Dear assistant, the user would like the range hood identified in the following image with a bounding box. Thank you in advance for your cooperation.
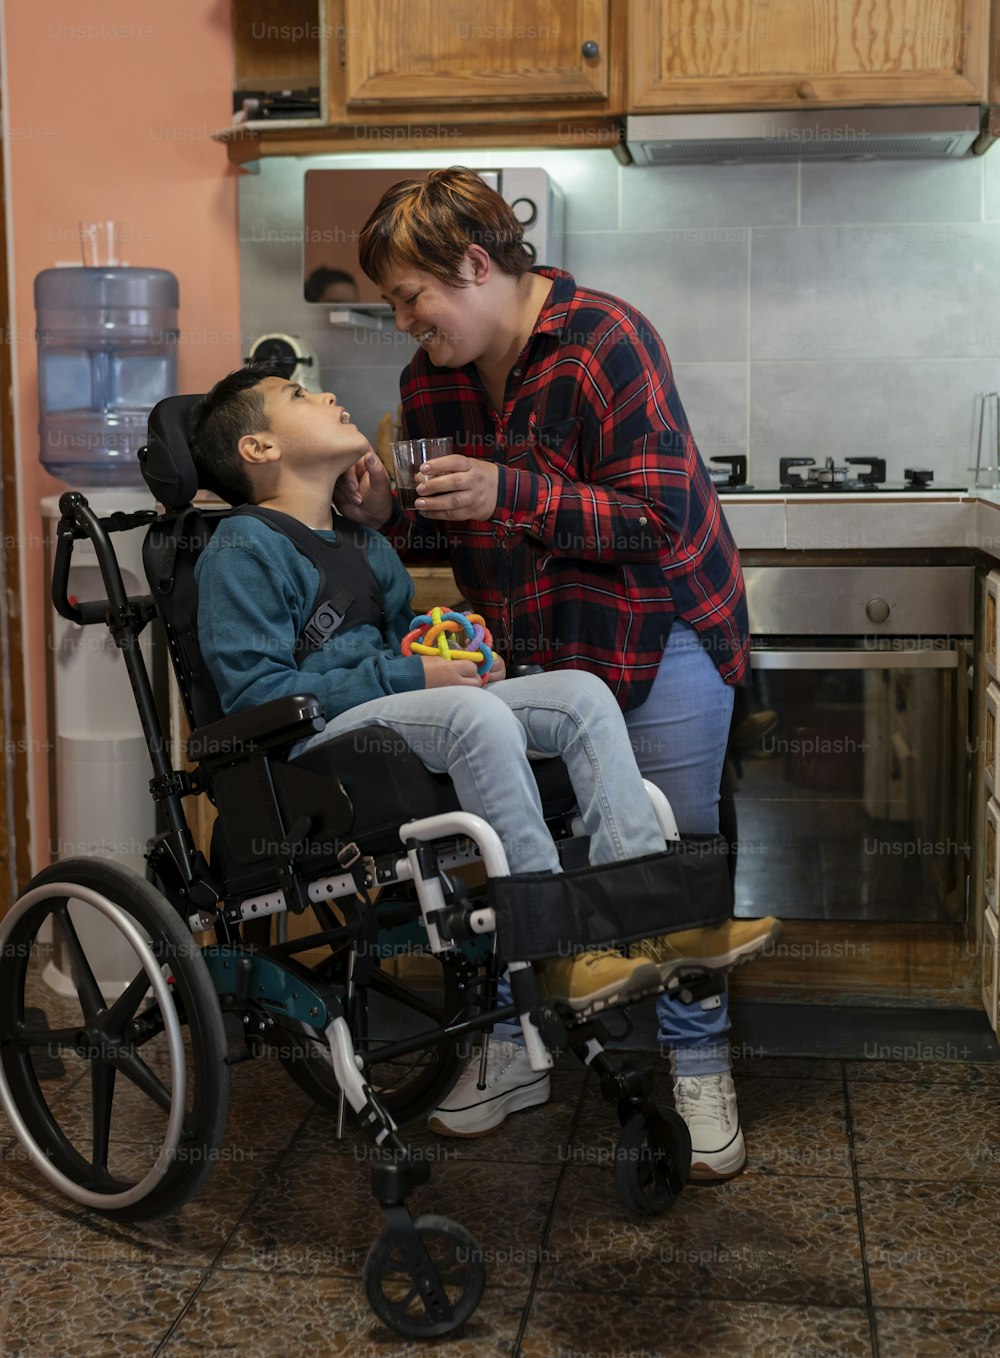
[625,106,983,164]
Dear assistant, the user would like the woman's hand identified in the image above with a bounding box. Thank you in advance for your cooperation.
[333,450,395,528]
[415,454,500,522]
[485,655,506,683]
[420,656,483,688]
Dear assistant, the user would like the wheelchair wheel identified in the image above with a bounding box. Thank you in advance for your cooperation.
[275,948,466,1125]
[0,858,229,1221]
[362,1213,485,1338]
[614,1109,691,1216]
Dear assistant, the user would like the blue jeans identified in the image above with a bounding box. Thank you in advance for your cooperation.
[626,620,735,1077]
[300,668,667,874]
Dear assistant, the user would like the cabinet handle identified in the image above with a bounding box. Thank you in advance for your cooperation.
[581,40,600,59]
[796,81,817,100]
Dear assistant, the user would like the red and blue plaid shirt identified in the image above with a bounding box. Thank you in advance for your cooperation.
[386,267,749,710]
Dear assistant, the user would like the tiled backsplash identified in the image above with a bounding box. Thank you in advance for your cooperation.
[239,147,1000,488]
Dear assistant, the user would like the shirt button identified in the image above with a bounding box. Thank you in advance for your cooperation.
[512,367,522,376]
[639,515,648,525]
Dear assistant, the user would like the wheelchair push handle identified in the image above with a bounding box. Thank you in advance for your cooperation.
[52,504,102,626]
[51,490,157,626]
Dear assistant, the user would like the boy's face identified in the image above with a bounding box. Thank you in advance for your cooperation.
[254,377,369,470]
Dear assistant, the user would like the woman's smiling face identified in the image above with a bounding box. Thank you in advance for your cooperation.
[378,253,495,369]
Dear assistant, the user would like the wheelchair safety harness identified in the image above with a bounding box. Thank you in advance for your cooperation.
[230,505,385,661]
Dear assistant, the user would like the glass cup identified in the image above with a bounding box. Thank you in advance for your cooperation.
[79,220,123,267]
[391,437,453,510]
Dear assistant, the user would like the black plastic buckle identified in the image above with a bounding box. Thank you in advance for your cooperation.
[337,842,361,869]
[663,966,726,1006]
[106,600,156,646]
[337,841,375,892]
[148,769,196,802]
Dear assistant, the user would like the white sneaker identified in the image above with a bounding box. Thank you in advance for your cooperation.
[427,1040,551,1138]
[672,1071,747,1181]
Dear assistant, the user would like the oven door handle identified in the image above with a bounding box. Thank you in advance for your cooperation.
[751,649,960,670]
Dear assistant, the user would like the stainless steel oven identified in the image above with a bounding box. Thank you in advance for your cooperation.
[733,564,973,922]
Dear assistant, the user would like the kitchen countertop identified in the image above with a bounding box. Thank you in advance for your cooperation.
[719,489,985,552]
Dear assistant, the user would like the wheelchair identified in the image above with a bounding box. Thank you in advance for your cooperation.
[0,395,735,1339]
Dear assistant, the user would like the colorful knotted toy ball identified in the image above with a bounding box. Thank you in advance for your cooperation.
[401,606,496,684]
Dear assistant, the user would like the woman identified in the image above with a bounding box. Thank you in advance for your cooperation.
[337,167,780,1180]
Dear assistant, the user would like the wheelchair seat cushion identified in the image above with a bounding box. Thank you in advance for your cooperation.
[291,726,577,857]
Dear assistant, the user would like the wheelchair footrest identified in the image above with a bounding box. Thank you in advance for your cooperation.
[487,838,732,961]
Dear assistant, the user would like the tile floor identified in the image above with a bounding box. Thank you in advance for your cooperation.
[2,1031,1000,1357]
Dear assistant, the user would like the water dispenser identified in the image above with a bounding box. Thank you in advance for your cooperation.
[35,267,178,487]
[36,264,177,989]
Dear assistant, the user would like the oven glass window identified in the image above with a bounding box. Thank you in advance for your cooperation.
[732,662,966,922]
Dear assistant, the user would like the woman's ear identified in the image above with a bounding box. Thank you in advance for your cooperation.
[464,244,492,285]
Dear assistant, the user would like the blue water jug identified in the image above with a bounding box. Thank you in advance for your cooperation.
[35,267,178,487]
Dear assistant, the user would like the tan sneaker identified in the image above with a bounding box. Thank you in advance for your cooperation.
[539,950,662,1015]
[639,917,782,979]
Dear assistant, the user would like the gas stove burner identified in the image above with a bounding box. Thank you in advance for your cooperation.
[780,456,887,489]
[712,456,967,495]
[902,467,935,489]
[708,454,750,490]
[717,459,967,497]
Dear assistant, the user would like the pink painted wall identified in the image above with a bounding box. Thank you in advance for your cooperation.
[4,1,242,870]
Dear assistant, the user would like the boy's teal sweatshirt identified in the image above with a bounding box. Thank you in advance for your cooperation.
[194,513,426,719]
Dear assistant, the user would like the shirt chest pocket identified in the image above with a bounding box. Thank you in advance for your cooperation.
[532,416,584,479]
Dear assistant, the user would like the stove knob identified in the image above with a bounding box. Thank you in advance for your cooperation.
[866,597,890,624]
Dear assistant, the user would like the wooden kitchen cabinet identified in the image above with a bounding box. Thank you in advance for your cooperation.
[233,0,322,92]
[332,0,614,113]
[221,0,625,160]
[222,0,1000,161]
[628,0,992,111]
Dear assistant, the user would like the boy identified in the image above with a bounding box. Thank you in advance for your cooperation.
[191,366,772,1145]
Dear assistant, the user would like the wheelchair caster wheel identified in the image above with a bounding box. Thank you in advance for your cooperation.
[0,859,229,1221]
[362,1213,485,1337]
[614,1109,691,1215]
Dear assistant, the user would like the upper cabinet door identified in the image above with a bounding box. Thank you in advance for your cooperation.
[628,0,991,110]
[342,0,610,107]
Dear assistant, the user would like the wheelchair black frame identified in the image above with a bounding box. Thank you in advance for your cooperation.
[35,487,729,1336]
[51,490,726,1084]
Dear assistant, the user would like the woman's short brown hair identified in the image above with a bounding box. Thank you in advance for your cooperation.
[358,166,534,288]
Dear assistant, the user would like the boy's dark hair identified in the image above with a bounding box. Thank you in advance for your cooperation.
[191,363,283,506]
[304,265,359,302]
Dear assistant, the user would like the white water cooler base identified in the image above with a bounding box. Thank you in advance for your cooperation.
[43,732,155,998]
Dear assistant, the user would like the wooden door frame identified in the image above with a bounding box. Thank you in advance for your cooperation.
[0,75,32,906]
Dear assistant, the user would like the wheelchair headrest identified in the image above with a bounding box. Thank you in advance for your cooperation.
[140,394,206,510]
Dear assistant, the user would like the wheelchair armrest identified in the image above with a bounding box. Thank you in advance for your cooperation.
[187,694,326,765]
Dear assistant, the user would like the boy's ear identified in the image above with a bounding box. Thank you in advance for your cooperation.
[236,431,279,466]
